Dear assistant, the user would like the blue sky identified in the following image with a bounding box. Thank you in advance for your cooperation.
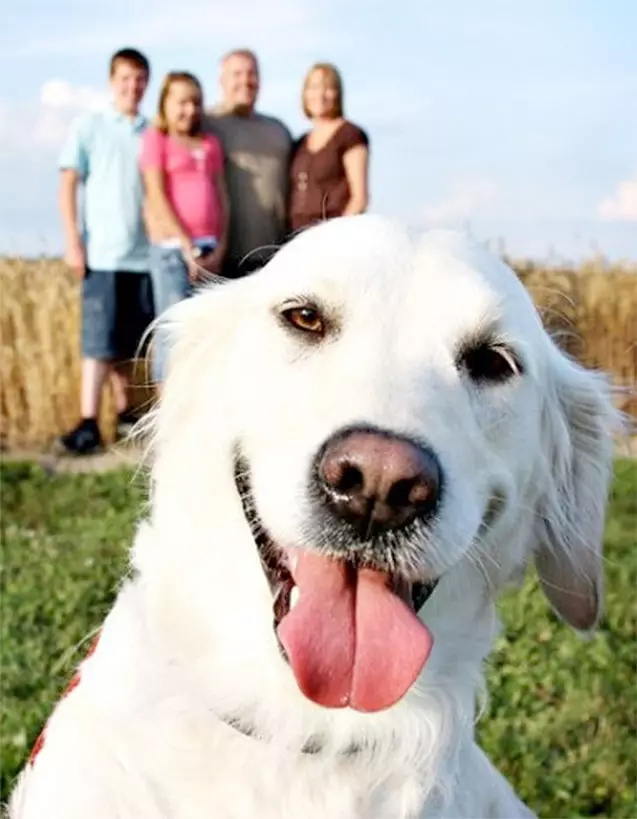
[0,0,635,261]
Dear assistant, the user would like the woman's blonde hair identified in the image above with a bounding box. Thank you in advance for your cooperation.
[155,72,204,135]
[302,63,344,119]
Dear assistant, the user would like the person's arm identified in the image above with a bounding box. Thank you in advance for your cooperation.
[199,137,230,276]
[214,170,230,258]
[141,167,191,249]
[139,129,192,253]
[341,143,369,216]
[59,169,85,277]
[201,170,230,275]
[58,117,89,278]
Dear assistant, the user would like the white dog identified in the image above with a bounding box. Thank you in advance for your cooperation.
[8,216,617,818]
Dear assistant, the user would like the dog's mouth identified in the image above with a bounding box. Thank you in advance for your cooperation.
[234,458,439,713]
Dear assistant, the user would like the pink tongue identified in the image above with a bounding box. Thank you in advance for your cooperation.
[276,550,433,712]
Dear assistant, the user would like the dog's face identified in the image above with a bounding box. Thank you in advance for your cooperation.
[147,216,616,720]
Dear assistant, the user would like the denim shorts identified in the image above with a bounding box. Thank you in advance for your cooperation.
[149,245,196,383]
[81,269,154,360]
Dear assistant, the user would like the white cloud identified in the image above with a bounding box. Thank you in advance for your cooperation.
[0,79,106,255]
[419,178,497,226]
[0,80,107,156]
[598,174,637,222]
[40,79,108,111]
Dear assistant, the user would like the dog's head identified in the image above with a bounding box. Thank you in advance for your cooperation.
[143,215,617,724]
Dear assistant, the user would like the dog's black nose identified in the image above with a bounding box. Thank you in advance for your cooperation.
[317,428,441,538]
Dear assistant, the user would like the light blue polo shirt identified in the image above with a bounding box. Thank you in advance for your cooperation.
[59,106,149,272]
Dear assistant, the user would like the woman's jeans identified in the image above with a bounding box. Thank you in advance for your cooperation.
[149,245,193,383]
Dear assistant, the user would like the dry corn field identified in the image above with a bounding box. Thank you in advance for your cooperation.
[1,255,636,451]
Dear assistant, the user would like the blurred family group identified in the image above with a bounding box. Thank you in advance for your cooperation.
[57,47,370,455]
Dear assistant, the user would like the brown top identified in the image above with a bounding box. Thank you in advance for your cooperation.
[204,108,292,265]
[288,121,369,232]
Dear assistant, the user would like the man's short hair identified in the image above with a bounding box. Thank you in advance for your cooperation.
[109,48,150,78]
[221,49,259,70]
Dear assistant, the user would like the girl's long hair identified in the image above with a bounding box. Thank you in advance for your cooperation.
[155,71,204,136]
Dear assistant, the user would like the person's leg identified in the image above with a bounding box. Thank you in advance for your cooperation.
[57,269,117,454]
[80,359,112,417]
[109,367,130,415]
[147,247,192,389]
[112,270,155,438]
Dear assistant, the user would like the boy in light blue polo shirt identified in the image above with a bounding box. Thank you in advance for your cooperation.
[56,47,154,455]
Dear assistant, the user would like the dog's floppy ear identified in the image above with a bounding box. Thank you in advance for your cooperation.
[146,277,250,441]
[534,355,618,631]
[159,277,245,381]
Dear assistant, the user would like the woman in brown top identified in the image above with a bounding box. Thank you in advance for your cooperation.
[288,63,369,233]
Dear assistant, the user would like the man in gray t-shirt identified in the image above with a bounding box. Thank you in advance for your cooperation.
[206,49,292,278]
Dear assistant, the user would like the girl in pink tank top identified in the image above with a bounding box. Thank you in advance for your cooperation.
[140,72,229,386]
[140,71,228,274]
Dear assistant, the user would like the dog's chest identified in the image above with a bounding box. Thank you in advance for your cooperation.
[146,732,427,819]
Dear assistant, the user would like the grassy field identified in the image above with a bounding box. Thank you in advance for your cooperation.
[1,459,635,816]
[1,255,636,450]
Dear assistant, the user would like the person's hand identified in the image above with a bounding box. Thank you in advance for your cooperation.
[180,238,201,283]
[64,236,86,279]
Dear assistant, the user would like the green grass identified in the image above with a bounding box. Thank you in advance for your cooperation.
[1,460,635,816]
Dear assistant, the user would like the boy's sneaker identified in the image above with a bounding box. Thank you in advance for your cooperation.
[115,409,140,443]
[54,418,104,456]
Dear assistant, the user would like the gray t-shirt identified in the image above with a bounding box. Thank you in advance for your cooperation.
[205,108,292,265]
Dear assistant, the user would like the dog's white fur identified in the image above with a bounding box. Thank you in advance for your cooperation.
[8,216,618,818]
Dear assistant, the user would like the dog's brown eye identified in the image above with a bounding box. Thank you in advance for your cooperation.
[459,343,522,384]
[282,306,325,337]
